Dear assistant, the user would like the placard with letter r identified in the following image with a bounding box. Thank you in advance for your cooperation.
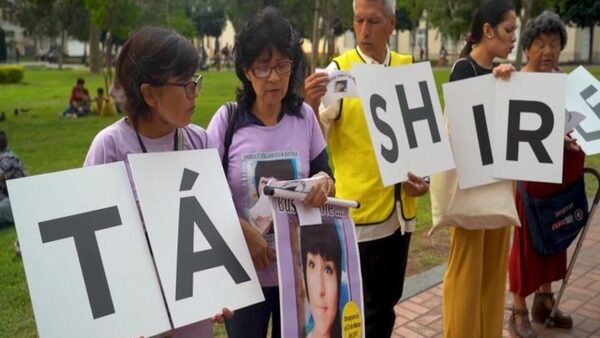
[493,72,566,183]
[352,62,455,186]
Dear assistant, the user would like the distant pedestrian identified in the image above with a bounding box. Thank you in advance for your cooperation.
[439,45,447,66]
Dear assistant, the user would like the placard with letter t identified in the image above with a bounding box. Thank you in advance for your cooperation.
[352,62,455,186]
[7,162,171,338]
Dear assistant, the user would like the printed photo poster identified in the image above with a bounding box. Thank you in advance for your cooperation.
[271,196,364,338]
[241,150,301,253]
[317,68,360,107]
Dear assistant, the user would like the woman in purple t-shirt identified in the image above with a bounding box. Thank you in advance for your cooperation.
[207,7,334,338]
[84,26,230,338]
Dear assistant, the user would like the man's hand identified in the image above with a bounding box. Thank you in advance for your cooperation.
[304,72,329,114]
[239,218,275,269]
[404,172,429,197]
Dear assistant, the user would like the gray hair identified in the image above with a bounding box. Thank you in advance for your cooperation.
[521,11,567,51]
[352,0,396,17]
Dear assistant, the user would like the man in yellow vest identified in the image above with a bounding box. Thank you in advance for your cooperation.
[305,0,430,336]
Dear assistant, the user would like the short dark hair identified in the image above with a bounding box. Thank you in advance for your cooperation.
[115,26,199,126]
[233,6,305,115]
[97,88,104,95]
[76,78,85,85]
[0,131,6,151]
[460,1,515,58]
[254,159,296,194]
[301,223,342,337]
[521,11,567,52]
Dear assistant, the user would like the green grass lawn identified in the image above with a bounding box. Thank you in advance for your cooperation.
[1,64,599,337]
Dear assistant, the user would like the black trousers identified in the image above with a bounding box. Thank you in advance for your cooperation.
[359,228,412,338]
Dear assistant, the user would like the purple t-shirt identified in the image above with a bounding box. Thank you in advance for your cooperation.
[206,102,327,286]
[84,118,209,198]
[84,117,213,337]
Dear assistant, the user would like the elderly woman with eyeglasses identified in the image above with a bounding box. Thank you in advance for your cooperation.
[207,7,334,338]
[85,26,231,337]
[507,11,584,338]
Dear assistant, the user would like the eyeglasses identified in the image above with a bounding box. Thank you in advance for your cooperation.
[251,60,293,79]
[163,73,203,99]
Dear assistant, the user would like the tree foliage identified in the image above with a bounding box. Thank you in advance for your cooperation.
[428,0,477,44]
[188,0,227,39]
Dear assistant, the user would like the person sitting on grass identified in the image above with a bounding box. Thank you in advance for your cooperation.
[94,87,108,115]
[0,130,26,229]
[62,78,91,117]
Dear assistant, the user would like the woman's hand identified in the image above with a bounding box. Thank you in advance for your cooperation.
[210,307,234,323]
[404,172,429,197]
[492,63,516,80]
[565,134,582,152]
[303,172,334,207]
[239,218,275,269]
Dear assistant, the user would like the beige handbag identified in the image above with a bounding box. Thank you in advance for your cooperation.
[429,168,520,235]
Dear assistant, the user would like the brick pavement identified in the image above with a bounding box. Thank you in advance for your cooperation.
[392,215,600,338]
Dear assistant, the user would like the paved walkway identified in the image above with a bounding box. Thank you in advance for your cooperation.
[392,215,600,338]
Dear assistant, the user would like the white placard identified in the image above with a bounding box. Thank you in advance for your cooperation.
[567,66,600,154]
[443,74,499,188]
[128,149,263,329]
[353,62,455,186]
[493,72,566,183]
[7,163,170,338]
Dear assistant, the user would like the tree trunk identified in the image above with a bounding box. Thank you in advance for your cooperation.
[89,22,101,74]
[425,15,429,61]
[326,0,334,60]
[215,37,221,71]
[58,31,66,70]
[589,24,594,64]
[104,33,113,90]
[310,0,321,72]
[515,0,533,69]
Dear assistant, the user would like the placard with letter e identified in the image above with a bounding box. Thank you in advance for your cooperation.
[352,62,455,186]
[128,149,263,329]
[7,162,171,338]
[568,66,600,155]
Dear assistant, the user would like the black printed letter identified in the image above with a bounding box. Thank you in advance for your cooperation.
[472,104,494,166]
[575,85,600,141]
[395,81,441,149]
[176,169,250,300]
[506,100,554,163]
[370,94,399,163]
[38,206,122,319]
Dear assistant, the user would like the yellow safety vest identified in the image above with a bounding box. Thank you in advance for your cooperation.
[330,48,417,225]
